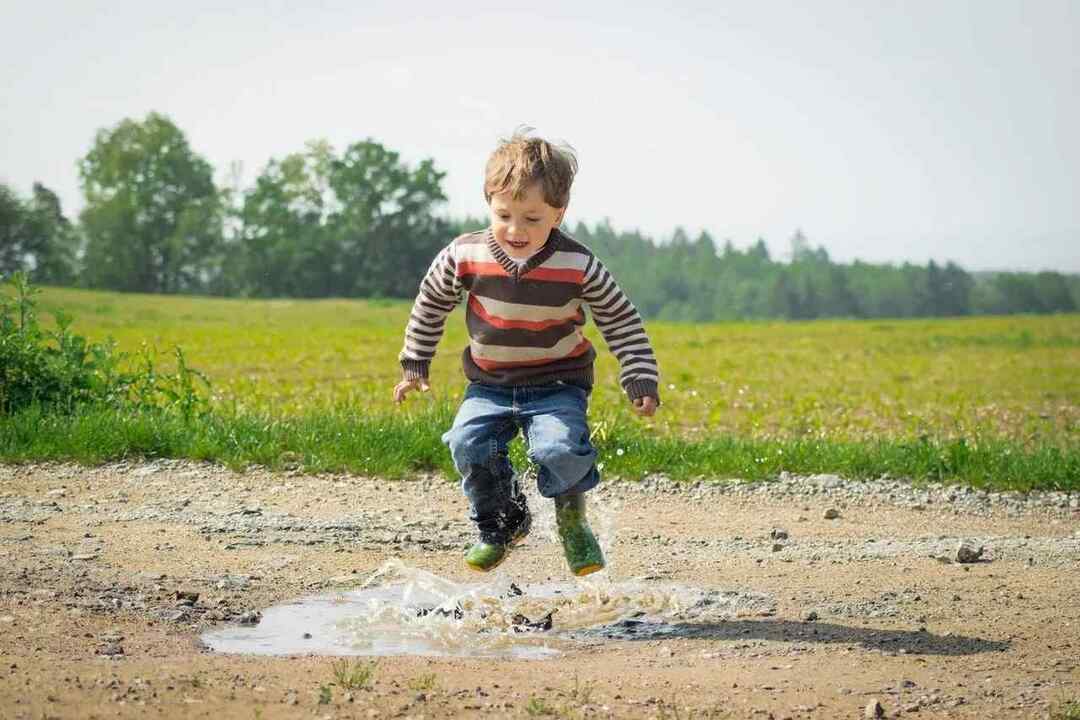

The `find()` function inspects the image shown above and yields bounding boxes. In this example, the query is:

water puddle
[201,560,775,659]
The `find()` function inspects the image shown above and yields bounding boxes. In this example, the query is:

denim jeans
[442,382,600,528]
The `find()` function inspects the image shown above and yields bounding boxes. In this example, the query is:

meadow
[5,286,1079,489]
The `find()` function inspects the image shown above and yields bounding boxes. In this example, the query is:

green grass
[329,658,377,690]
[0,403,1075,490]
[2,286,1077,490]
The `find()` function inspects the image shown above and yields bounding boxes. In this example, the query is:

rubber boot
[554,493,605,576]
[464,494,531,572]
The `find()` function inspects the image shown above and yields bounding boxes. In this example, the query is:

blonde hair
[484,127,578,209]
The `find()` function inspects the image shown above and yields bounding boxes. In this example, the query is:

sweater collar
[486,227,561,278]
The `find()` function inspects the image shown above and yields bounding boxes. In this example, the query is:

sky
[2,0,1078,272]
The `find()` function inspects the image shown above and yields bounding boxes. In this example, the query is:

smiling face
[488,184,566,259]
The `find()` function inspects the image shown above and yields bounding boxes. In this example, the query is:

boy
[394,129,659,576]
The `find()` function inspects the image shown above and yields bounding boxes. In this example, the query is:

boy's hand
[393,377,431,404]
[632,396,658,417]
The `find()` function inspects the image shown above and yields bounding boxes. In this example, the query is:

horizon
[2,0,1078,274]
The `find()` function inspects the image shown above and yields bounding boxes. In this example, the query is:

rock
[99,642,124,657]
[864,699,885,718]
[175,589,200,604]
[238,610,262,625]
[769,527,789,540]
[772,543,784,553]
[955,540,984,564]
[823,508,841,520]
[802,610,819,622]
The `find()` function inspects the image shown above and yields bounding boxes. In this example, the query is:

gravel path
[0,460,1077,719]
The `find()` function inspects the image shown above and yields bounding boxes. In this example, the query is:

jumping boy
[394,129,660,576]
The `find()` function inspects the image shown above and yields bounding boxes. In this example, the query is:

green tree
[0,184,28,277]
[79,113,222,293]
[231,139,449,298]
[0,183,77,285]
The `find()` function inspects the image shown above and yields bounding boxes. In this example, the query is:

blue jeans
[442,382,600,527]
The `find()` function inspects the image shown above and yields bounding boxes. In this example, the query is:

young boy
[394,129,659,576]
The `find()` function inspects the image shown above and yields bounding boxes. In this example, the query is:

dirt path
[1,461,1077,719]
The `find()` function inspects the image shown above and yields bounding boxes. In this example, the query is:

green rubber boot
[464,496,531,573]
[555,493,605,577]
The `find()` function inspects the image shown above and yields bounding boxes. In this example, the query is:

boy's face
[489,184,566,259]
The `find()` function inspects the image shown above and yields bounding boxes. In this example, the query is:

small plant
[331,658,377,690]
[407,672,438,692]
[317,684,332,705]
[565,674,594,706]
[0,272,209,417]
[657,699,730,720]
[525,696,556,716]
[1052,699,1080,720]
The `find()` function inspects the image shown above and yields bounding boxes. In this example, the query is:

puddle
[201,560,775,659]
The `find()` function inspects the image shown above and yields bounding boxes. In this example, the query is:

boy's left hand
[632,396,658,417]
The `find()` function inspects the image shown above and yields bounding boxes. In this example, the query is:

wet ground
[0,461,1078,718]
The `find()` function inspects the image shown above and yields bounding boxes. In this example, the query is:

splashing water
[201,560,775,659]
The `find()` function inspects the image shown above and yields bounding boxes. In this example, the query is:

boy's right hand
[393,377,431,404]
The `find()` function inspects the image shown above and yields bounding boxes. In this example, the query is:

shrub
[0,272,208,417]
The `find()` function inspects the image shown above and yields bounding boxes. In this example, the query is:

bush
[0,272,209,417]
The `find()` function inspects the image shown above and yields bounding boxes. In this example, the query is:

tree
[25,184,79,285]
[79,113,222,293]
[0,183,77,284]
[230,139,449,298]
[0,185,27,277]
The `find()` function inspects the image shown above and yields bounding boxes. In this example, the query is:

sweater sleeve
[398,242,463,379]
[580,256,661,402]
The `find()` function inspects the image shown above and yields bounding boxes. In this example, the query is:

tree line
[3,112,1078,321]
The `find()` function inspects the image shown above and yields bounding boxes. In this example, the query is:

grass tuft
[330,659,377,690]
[1052,699,1080,720]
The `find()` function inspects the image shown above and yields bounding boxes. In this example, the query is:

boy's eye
[526,218,541,223]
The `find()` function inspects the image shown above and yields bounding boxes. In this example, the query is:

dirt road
[1,461,1077,719]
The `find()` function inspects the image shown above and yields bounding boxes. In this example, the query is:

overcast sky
[2,0,1078,272]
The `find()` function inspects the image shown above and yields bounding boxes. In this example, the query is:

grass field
[5,286,1079,489]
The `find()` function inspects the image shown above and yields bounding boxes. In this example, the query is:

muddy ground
[0,461,1077,719]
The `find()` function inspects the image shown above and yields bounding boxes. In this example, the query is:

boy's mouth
[507,240,529,248]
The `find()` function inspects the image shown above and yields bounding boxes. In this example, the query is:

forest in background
[3,112,1078,321]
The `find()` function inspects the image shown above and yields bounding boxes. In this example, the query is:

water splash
[201,560,775,659]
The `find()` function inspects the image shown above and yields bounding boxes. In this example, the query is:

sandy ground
[0,461,1077,719]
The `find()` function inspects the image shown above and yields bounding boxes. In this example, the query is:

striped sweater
[399,228,660,401]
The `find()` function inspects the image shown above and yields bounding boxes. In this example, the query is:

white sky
[2,0,1078,272]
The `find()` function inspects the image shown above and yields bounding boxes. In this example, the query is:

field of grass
[4,286,1078,489]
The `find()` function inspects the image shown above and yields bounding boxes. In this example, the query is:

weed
[525,696,556,716]
[407,672,438,692]
[565,674,594,705]
[317,684,332,705]
[0,272,209,417]
[1052,699,1080,720]
[331,658,377,690]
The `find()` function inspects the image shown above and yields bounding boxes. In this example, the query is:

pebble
[802,610,819,622]
[769,527,789,540]
[823,508,841,520]
[956,540,984,564]
[99,642,124,657]
[864,699,885,718]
